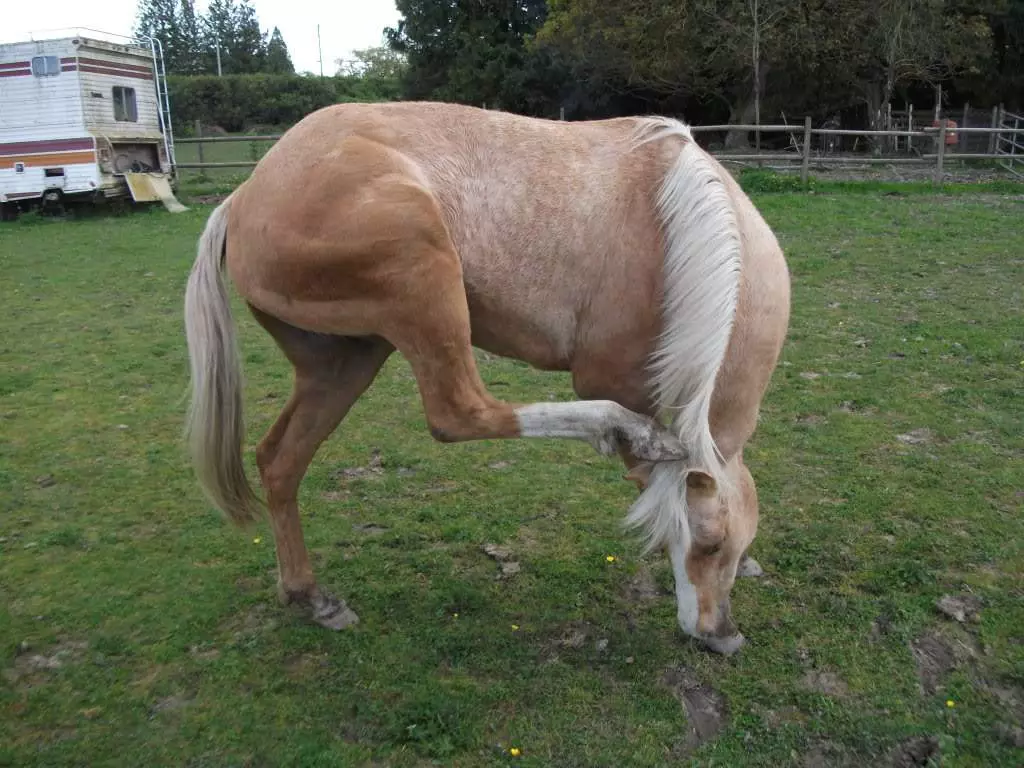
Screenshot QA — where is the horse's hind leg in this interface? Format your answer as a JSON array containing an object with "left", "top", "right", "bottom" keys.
[{"left": 251, "top": 307, "right": 393, "bottom": 630}]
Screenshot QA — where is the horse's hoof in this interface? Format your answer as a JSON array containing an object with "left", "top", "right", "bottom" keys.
[
  {"left": 737, "top": 556, "right": 764, "bottom": 578},
  {"left": 630, "top": 429, "right": 687, "bottom": 463},
  {"left": 310, "top": 590, "right": 360, "bottom": 631}
]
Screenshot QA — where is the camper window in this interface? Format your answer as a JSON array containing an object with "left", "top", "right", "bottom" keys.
[
  {"left": 31, "top": 56, "right": 60, "bottom": 77},
  {"left": 113, "top": 87, "right": 138, "bottom": 122}
]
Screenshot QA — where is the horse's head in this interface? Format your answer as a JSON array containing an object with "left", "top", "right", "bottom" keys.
[
  {"left": 675, "top": 465, "right": 759, "bottom": 654},
  {"left": 628, "top": 460, "right": 759, "bottom": 655}
]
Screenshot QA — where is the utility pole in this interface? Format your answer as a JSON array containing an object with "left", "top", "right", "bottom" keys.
[
  {"left": 317, "top": 24, "right": 324, "bottom": 77},
  {"left": 215, "top": 39, "right": 222, "bottom": 76}
]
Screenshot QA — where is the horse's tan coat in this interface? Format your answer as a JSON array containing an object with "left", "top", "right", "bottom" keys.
[{"left": 185, "top": 101, "right": 790, "bottom": 652}]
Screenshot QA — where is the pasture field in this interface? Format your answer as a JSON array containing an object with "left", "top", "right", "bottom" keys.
[{"left": 1, "top": 189, "right": 1022, "bottom": 767}]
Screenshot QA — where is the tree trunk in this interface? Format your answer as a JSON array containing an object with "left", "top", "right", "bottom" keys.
[
  {"left": 725, "top": 96, "right": 757, "bottom": 149},
  {"left": 725, "top": 62, "right": 770, "bottom": 150}
]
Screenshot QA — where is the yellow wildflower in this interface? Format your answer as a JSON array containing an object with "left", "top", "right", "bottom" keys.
[
  {"left": 253, "top": 537, "right": 262, "bottom": 544},
  {"left": 606, "top": 555, "right": 616, "bottom": 563},
  {"left": 946, "top": 699, "right": 955, "bottom": 708},
  {"left": 510, "top": 747, "right": 521, "bottom": 757}
]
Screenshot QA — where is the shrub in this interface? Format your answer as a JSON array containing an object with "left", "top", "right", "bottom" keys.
[
  {"left": 738, "top": 168, "right": 813, "bottom": 193},
  {"left": 168, "top": 74, "right": 397, "bottom": 134}
]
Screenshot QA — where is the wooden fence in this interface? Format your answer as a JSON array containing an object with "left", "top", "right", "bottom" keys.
[{"left": 175, "top": 118, "right": 1024, "bottom": 186}]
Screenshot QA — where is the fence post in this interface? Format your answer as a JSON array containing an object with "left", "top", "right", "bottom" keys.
[
  {"left": 907, "top": 103, "right": 913, "bottom": 153},
  {"left": 801, "top": 116, "right": 812, "bottom": 188},
  {"left": 560, "top": 106, "right": 565, "bottom": 121},
  {"left": 988, "top": 106, "right": 999, "bottom": 154},
  {"left": 934, "top": 120, "right": 947, "bottom": 186},
  {"left": 961, "top": 103, "right": 969, "bottom": 151},
  {"left": 195, "top": 120, "right": 205, "bottom": 167}
]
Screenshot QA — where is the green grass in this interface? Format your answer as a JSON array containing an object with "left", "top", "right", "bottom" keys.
[{"left": 1, "top": 190, "right": 1022, "bottom": 766}]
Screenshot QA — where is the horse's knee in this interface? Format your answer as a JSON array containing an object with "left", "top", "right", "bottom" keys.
[{"left": 425, "top": 398, "right": 518, "bottom": 443}]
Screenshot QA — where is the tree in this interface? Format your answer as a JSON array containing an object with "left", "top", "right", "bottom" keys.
[
  {"left": 202, "top": 0, "right": 236, "bottom": 74},
  {"left": 135, "top": 0, "right": 187, "bottom": 72},
  {"left": 386, "top": 0, "right": 565, "bottom": 114},
  {"left": 200, "top": 0, "right": 268, "bottom": 74},
  {"left": 817, "top": 0, "right": 998, "bottom": 133},
  {"left": 265, "top": 27, "right": 294, "bottom": 74},
  {"left": 232, "top": 0, "right": 268, "bottom": 74},
  {"left": 536, "top": 0, "right": 811, "bottom": 138},
  {"left": 176, "top": 0, "right": 203, "bottom": 74},
  {"left": 337, "top": 46, "right": 407, "bottom": 101}
]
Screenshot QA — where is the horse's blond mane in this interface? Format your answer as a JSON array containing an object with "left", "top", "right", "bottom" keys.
[{"left": 625, "top": 118, "right": 743, "bottom": 552}]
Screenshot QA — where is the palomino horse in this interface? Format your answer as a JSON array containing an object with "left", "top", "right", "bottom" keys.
[{"left": 184, "top": 102, "right": 790, "bottom": 655}]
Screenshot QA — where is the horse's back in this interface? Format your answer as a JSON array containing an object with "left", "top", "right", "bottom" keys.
[{"left": 227, "top": 102, "right": 674, "bottom": 376}]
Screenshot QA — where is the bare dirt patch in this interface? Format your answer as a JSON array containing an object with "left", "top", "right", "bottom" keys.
[
  {"left": 284, "top": 652, "right": 330, "bottom": 681},
  {"left": 802, "top": 741, "right": 859, "bottom": 768},
  {"left": 621, "top": 565, "right": 663, "bottom": 604},
  {"left": 801, "top": 669, "right": 851, "bottom": 699},
  {"left": 332, "top": 449, "right": 384, "bottom": 482},
  {"left": 661, "top": 665, "right": 729, "bottom": 754},
  {"left": 190, "top": 194, "right": 230, "bottom": 205},
  {"left": 150, "top": 694, "right": 193, "bottom": 718},
  {"left": 935, "top": 593, "right": 983, "bottom": 624},
  {"left": 539, "top": 621, "right": 611, "bottom": 663},
  {"left": 911, "top": 631, "right": 957, "bottom": 695},
  {"left": 795, "top": 413, "right": 826, "bottom": 426},
  {"left": 837, "top": 401, "right": 877, "bottom": 416},
  {"left": 3, "top": 639, "right": 88, "bottom": 685},
  {"left": 897, "top": 428, "right": 934, "bottom": 445},
  {"left": 220, "top": 603, "right": 279, "bottom": 646},
  {"left": 887, "top": 736, "right": 940, "bottom": 767},
  {"left": 353, "top": 523, "right": 389, "bottom": 536},
  {"left": 759, "top": 705, "right": 807, "bottom": 728},
  {"left": 482, "top": 542, "right": 521, "bottom": 580}
]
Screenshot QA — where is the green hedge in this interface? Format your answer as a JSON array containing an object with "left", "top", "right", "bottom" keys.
[{"left": 167, "top": 74, "right": 399, "bottom": 134}]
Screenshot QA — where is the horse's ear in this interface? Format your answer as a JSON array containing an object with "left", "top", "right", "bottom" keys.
[
  {"left": 685, "top": 471, "right": 717, "bottom": 495},
  {"left": 624, "top": 462, "right": 653, "bottom": 490}
]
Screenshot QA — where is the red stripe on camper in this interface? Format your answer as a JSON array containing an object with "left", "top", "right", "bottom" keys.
[
  {"left": 77, "top": 57, "right": 153, "bottom": 75},
  {"left": 78, "top": 64, "right": 154, "bottom": 80},
  {"left": 0, "top": 68, "right": 31, "bottom": 78},
  {"left": 0, "top": 138, "right": 95, "bottom": 157},
  {"left": 62, "top": 64, "right": 78, "bottom": 72},
  {"left": 0, "top": 60, "right": 31, "bottom": 71}
]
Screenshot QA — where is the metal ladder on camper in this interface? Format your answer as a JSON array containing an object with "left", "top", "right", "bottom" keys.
[{"left": 145, "top": 36, "right": 176, "bottom": 172}]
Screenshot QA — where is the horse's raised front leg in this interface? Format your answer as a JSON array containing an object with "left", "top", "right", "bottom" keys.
[{"left": 381, "top": 243, "right": 685, "bottom": 462}]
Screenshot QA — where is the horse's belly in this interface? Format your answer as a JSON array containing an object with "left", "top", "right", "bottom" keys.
[
  {"left": 461, "top": 269, "right": 577, "bottom": 371},
  {"left": 458, "top": 243, "right": 583, "bottom": 371}
]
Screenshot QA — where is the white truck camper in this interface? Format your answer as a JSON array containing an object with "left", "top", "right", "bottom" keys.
[{"left": 0, "top": 29, "right": 185, "bottom": 218}]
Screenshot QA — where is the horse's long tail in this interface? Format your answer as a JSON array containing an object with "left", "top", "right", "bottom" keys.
[
  {"left": 625, "top": 120, "right": 742, "bottom": 551},
  {"left": 184, "top": 197, "right": 263, "bottom": 525}
]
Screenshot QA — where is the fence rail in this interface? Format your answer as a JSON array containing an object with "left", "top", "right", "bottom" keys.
[{"left": 175, "top": 117, "right": 1024, "bottom": 186}]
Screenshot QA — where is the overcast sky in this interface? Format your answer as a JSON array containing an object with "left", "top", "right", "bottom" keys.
[{"left": 1, "top": 1, "right": 401, "bottom": 76}]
